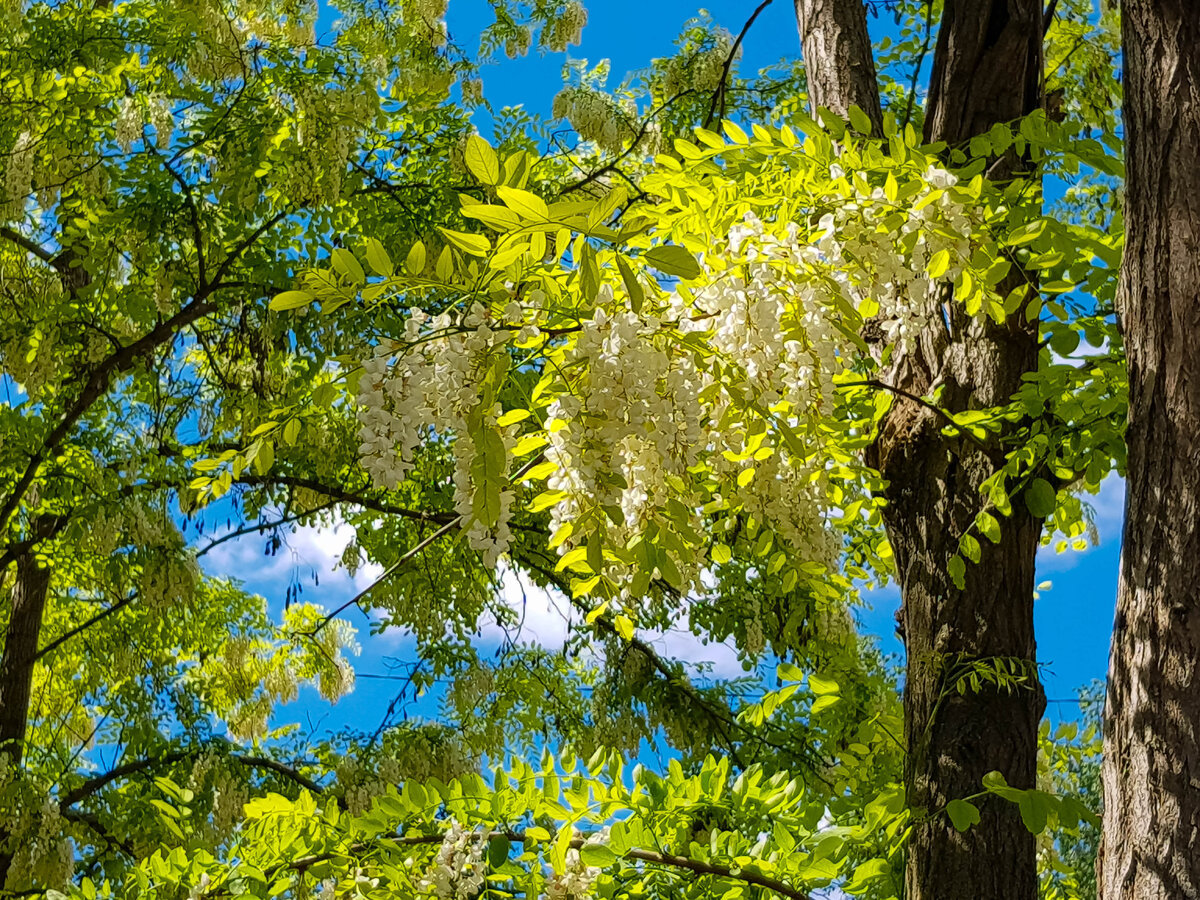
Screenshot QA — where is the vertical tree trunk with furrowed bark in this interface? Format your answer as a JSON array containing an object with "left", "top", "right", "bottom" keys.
[
  {"left": 890, "top": 5, "right": 1046, "bottom": 900},
  {"left": 794, "top": 2, "right": 1046, "bottom": 898},
  {"left": 793, "top": 0, "right": 883, "bottom": 133},
  {"left": 1100, "top": 3, "right": 1200, "bottom": 898},
  {"left": 0, "top": 542, "right": 52, "bottom": 887},
  {"left": 0, "top": 549, "right": 51, "bottom": 765}
]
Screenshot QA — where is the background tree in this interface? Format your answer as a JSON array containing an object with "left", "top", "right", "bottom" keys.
[
  {"left": 791, "top": 1, "right": 1120, "bottom": 896},
  {"left": 1101, "top": 2, "right": 1200, "bottom": 897}
]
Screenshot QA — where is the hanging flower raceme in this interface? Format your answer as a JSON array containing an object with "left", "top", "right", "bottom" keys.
[
  {"left": 419, "top": 819, "right": 488, "bottom": 900},
  {"left": 357, "top": 303, "right": 518, "bottom": 566},
  {"left": 324, "top": 129, "right": 994, "bottom": 606}
]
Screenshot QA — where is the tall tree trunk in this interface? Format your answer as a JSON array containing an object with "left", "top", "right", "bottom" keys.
[
  {"left": 0, "top": 549, "right": 51, "bottom": 763},
  {"left": 888, "top": 5, "right": 1047, "bottom": 900},
  {"left": 1100, "top": 3, "right": 1200, "bottom": 897},
  {"left": 793, "top": 0, "right": 883, "bottom": 132},
  {"left": 0, "top": 542, "right": 52, "bottom": 888},
  {"left": 793, "top": 2, "right": 1045, "bottom": 898}
]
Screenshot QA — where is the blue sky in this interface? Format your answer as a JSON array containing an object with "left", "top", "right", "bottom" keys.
[{"left": 197, "top": 1, "right": 1121, "bottom": 742}]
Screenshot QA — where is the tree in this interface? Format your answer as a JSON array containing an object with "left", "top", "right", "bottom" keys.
[
  {"left": 0, "top": 0, "right": 1121, "bottom": 897},
  {"left": 788, "top": 2, "right": 1118, "bottom": 896},
  {"left": 1100, "top": 2, "right": 1200, "bottom": 897}
]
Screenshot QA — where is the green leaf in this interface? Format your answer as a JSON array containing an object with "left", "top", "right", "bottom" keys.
[
  {"left": 809, "top": 674, "right": 839, "bottom": 695},
  {"left": 946, "top": 798, "right": 981, "bottom": 832},
  {"left": 331, "top": 247, "right": 365, "bottom": 284},
  {"left": 465, "top": 135, "right": 500, "bottom": 186},
  {"left": 1024, "top": 478, "right": 1058, "bottom": 518},
  {"left": 613, "top": 614, "right": 635, "bottom": 641},
  {"left": 269, "top": 290, "right": 313, "bottom": 311},
  {"left": 406, "top": 241, "right": 426, "bottom": 274},
  {"left": 1048, "top": 327, "right": 1081, "bottom": 357},
  {"left": 439, "top": 227, "right": 491, "bottom": 257},
  {"left": 722, "top": 121, "right": 749, "bottom": 144},
  {"left": 1018, "top": 791, "right": 1049, "bottom": 835},
  {"left": 976, "top": 511, "right": 1002, "bottom": 543},
  {"left": 579, "top": 844, "right": 618, "bottom": 867},
  {"left": 497, "top": 408, "right": 530, "bottom": 426},
  {"left": 364, "top": 238, "right": 393, "bottom": 276},
  {"left": 711, "top": 542, "right": 732, "bottom": 564},
  {"left": 811, "top": 694, "right": 841, "bottom": 714},
  {"left": 960, "top": 533, "right": 981, "bottom": 564},
  {"left": 848, "top": 104, "right": 873, "bottom": 135},
  {"left": 487, "top": 835, "right": 510, "bottom": 869},
  {"left": 928, "top": 249, "right": 951, "bottom": 279},
  {"left": 461, "top": 204, "right": 523, "bottom": 232},
  {"left": 496, "top": 185, "right": 549, "bottom": 221},
  {"left": 529, "top": 490, "right": 567, "bottom": 512},
  {"left": 644, "top": 245, "right": 701, "bottom": 280},
  {"left": 948, "top": 554, "right": 966, "bottom": 589},
  {"left": 470, "top": 427, "right": 507, "bottom": 527},
  {"left": 616, "top": 255, "right": 644, "bottom": 313}
]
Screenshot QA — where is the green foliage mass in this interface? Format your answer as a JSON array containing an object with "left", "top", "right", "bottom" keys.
[{"left": 0, "top": 0, "right": 1121, "bottom": 897}]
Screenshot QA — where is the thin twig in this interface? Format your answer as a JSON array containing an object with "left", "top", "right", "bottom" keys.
[
  {"left": 703, "top": 0, "right": 775, "bottom": 129},
  {"left": 307, "top": 518, "right": 461, "bottom": 635}
]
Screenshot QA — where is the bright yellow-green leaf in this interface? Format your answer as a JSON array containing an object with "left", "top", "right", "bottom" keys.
[
  {"left": 496, "top": 185, "right": 549, "bottom": 221},
  {"left": 406, "top": 241, "right": 426, "bottom": 274},
  {"left": 613, "top": 614, "right": 635, "bottom": 641},
  {"left": 439, "top": 227, "right": 491, "bottom": 257},
  {"left": 269, "top": 290, "right": 314, "bottom": 311},
  {"left": 464, "top": 134, "right": 500, "bottom": 185},
  {"left": 364, "top": 238, "right": 393, "bottom": 276},
  {"left": 928, "top": 249, "right": 951, "bottom": 279},
  {"left": 497, "top": 409, "right": 531, "bottom": 426},
  {"left": 331, "top": 247, "right": 365, "bottom": 284}
]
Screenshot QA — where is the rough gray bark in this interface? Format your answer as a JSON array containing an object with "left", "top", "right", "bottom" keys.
[
  {"left": 793, "top": 0, "right": 883, "bottom": 132},
  {"left": 1100, "top": 3, "right": 1200, "bottom": 897},
  {"left": 793, "top": 1, "right": 1045, "bottom": 898}
]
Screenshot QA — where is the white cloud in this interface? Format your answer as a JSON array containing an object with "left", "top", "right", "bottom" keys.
[
  {"left": 472, "top": 568, "right": 747, "bottom": 680},
  {"left": 203, "top": 521, "right": 762, "bottom": 683},
  {"left": 200, "top": 517, "right": 384, "bottom": 604}
]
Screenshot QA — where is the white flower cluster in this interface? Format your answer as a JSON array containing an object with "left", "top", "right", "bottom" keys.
[
  {"left": 505, "top": 25, "right": 532, "bottom": 58},
  {"left": 115, "top": 97, "right": 142, "bottom": 152},
  {"left": 551, "top": 86, "right": 636, "bottom": 153},
  {"left": 817, "top": 163, "right": 975, "bottom": 347},
  {"left": 460, "top": 77, "right": 483, "bottom": 106},
  {"left": 543, "top": 0, "right": 587, "bottom": 52},
  {"left": 544, "top": 295, "right": 707, "bottom": 574},
  {"left": 281, "top": 82, "right": 371, "bottom": 206},
  {"left": 547, "top": 828, "right": 610, "bottom": 900},
  {"left": 357, "top": 303, "right": 519, "bottom": 565},
  {"left": 411, "top": 0, "right": 449, "bottom": 46},
  {"left": 2, "top": 131, "right": 34, "bottom": 221},
  {"left": 662, "top": 28, "right": 739, "bottom": 96},
  {"left": 419, "top": 819, "right": 487, "bottom": 900},
  {"left": 0, "top": 765, "right": 74, "bottom": 893},
  {"left": 114, "top": 95, "right": 175, "bottom": 153}
]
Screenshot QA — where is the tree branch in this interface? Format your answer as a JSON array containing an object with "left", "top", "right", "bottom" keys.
[
  {"left": 59, "top": 749, "right": 324, "bottom": 809},
  {"left": 233, "top": 475, "right": 457, "bottom": 525},
  {"left": 306, "top": 517, "right": 462, "bottom": 635},
  {"left": 285, "top": 829, "right": 814, "bottom": 900},
  {"left": 0, "top": 226, "right": 56, "bottom": 264},
  {"left": 32, "top": 592, "right": 138, "bottom": 663},
  {"left": 703, "top": 0, "right": 776, "bottom": 128}
]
